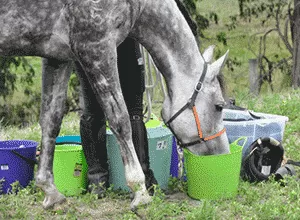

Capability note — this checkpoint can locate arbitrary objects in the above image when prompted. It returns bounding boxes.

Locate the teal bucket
[107,118,173,190]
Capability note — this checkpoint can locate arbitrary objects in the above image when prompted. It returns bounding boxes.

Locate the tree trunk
[292,0,300,87]
[238,0,244,17]
[249,59,260,95]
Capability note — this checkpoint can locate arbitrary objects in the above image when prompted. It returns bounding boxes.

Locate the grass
[1,89,300,219]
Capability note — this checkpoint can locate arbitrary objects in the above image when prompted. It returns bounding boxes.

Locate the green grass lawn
[1,89,300,219]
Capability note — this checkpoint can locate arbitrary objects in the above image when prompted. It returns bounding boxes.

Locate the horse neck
[132,0,205,106]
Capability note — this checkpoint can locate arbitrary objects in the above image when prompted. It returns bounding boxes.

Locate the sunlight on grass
[0,112,80,142]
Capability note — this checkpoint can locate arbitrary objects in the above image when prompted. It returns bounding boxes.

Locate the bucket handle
[11,150,38,167]
[55,142,81,145]
[11,142,82,167]
[232,137,248,148]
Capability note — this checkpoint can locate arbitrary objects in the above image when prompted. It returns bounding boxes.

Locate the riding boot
[130,114,158,193]
[80,115,109,197]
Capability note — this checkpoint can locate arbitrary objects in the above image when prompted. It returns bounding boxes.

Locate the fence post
[249,59,260,95]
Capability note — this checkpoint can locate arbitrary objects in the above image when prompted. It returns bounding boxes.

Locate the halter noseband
[165,62,226,148]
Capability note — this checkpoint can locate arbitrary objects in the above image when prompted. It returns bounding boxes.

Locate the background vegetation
[0,0,296,126]
[1,0,300,219]
[1,91,300,219]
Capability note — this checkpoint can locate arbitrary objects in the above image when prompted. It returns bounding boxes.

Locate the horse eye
[215,104,224,112]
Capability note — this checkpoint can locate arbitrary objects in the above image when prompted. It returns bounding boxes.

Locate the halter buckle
[131,115,141,120]
[195,82,203,92]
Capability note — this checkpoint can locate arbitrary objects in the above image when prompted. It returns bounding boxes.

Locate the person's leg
[117,38,157,190]
[127,96,158,191]
[75,62,109,197]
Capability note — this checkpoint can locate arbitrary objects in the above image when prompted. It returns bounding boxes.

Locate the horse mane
[174,0,198,37]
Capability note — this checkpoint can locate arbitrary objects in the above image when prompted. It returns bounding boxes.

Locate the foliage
[236,0,293,91]
[0,57,41,127]
[238,0,291,24]
[183,0,219,37]
[0,57,35,100]
[65,72,81,113]
[0,57,81,127]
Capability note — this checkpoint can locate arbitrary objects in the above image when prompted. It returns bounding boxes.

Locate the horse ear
[209,50,229,77]
[203,45,215,63]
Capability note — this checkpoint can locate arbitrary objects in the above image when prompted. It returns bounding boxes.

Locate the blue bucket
[170,137,179,177]
[170,137,186,181]
[0,140,38,194]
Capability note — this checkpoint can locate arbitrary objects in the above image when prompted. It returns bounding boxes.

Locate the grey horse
[0,0,230,209]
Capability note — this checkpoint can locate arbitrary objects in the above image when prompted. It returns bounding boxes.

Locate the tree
[292,0,300,87]
[237,0,300,89]
[0,57,40,126]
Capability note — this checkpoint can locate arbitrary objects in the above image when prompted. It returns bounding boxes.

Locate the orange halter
[165,62,226,147]
[192,105,226,142]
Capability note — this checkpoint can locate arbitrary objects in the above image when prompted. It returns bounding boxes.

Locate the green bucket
[183,137,246,200]
[53,145,88,196]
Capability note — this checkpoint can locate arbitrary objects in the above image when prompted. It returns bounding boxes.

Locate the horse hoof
[130,191,152,211]
[43,192,66,209]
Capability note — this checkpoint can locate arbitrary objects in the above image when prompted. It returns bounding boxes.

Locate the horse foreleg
[35,58,73,209]
[102,84,152,210]
[76,47,151,210]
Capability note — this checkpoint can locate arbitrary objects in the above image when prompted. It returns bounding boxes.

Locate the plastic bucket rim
[55,144,83,152]
[183,144,243,159]
[183,137,246,158]
[145,119,162,128]
[0,140,38,150]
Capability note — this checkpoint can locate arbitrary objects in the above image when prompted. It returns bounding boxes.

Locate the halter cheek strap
[165,62,226,148]
[192,106,226,142]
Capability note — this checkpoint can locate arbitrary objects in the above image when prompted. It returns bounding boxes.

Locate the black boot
[80,115,109,197]
[130,115,158,194]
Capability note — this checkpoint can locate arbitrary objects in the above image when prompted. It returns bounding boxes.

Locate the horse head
[162,46,230,156]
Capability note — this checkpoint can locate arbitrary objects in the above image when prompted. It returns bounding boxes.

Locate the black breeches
[78,37,145,119]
